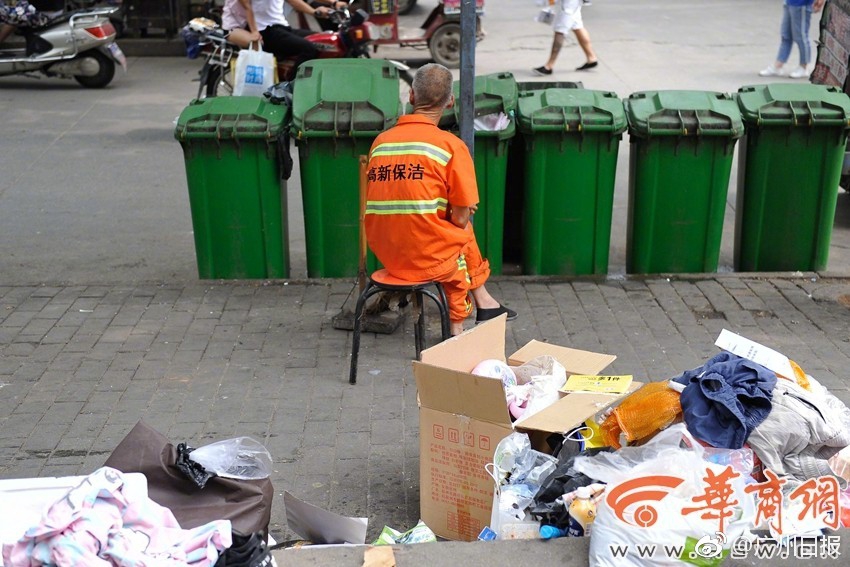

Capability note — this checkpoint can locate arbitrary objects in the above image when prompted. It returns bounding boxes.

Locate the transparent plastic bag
[188,436,273,480]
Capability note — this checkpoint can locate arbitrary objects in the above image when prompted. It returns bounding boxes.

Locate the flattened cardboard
[414,365,513,425]
[514,382,643,435]
[416,315,512,426]
[420,314,506,370]
[508,340,617,376]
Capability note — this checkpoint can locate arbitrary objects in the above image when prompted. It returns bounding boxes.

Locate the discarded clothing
[747,373,850,481]
[673,352,777,449]
[0,2,49,28]
[2,466,232,567]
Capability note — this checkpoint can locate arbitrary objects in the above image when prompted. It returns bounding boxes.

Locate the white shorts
[554,0,583,33]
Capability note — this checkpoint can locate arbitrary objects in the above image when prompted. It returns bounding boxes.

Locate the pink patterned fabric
[2,467,232,567]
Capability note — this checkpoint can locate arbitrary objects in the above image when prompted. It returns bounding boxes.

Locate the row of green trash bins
[175,59,850,280]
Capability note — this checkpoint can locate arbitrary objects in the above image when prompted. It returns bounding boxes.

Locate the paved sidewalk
[2,274,850,544]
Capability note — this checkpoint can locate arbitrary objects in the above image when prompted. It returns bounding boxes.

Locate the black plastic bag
[175,442,215,489]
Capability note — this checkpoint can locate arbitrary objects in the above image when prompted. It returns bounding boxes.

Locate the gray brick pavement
[1,276,849,544]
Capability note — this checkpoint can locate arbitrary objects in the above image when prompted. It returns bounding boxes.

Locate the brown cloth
[104,420,273,537]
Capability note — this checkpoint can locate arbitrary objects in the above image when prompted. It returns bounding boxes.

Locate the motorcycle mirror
[350,8,368,26]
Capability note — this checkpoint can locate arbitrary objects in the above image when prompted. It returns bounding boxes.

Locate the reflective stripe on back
[370,142,452,166]
[365,198,448,215]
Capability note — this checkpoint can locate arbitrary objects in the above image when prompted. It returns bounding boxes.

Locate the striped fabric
[370,141,452,166]
[365,197,448,216]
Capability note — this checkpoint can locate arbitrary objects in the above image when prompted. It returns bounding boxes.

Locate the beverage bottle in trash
[567,486,596,537]
[539,525,567,539]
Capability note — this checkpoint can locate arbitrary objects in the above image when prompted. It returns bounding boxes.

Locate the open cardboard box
[414,315,641,541]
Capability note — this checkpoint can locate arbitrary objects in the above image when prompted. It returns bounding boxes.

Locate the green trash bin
[291,59,401,278]
[504,81,584,268]
[734,83,850,272]
[516,87,626,275]
[624,91,744,274]
[437,72,517,275]
[175,96,290,280]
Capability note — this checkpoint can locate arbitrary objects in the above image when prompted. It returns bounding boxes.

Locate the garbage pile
[478,329,850,565]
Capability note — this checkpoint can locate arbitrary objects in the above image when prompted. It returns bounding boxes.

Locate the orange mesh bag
[600,382,682,449]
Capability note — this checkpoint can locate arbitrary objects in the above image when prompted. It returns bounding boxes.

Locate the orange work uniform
[364,114,491,322]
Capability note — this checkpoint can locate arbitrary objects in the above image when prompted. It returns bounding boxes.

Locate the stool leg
[414,290,426,359]
[349,283,374,384]
[435,283,451,340]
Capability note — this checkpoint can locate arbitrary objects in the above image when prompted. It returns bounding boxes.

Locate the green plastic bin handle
[297,100,389,138]
[643,109,740,137]
[755,100,850,128]
[527,104,620,133]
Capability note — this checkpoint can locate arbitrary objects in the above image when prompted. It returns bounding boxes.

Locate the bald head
[411,63,454,111]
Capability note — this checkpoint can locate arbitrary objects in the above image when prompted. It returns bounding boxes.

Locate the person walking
[364,64,517,336]
[759,0,826,79]
[534,0,597,75]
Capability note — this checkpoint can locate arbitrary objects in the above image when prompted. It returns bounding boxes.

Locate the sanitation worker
[364,63,517,336]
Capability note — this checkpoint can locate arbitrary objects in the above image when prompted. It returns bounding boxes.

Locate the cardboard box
[414,315,637,541]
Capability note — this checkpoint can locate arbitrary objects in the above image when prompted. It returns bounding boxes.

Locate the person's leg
[259,24,319,67]
[0,23,15,44]
[573,27,597,68]
[791,4,812,67]
[775,3,793,68]
[226,28,254,49]
[542,32,566,70]
[436,256,475,336]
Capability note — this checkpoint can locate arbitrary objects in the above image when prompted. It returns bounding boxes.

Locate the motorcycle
[0,7,126,88]
[185,8,411,99]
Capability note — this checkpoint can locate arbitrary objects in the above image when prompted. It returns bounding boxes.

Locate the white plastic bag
[508,355,567,422]
[188,436,273,480]
[232,44,275,96]
[580,425,755,566]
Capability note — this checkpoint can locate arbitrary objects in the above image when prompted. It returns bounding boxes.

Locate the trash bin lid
[517,80,584,95]
[736,83,850,127]
[436,72,519,138]
[291,59,401,138]
[516,88,627,134]
[625,90,744,138]
[174,96,290,141]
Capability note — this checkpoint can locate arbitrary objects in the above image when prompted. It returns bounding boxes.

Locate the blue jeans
[777,3,813,66]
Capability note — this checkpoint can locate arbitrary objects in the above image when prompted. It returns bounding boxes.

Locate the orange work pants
[433,238,491,322]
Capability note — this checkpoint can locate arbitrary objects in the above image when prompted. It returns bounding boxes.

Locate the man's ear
[446,94,455,109]
[408,90,415,106]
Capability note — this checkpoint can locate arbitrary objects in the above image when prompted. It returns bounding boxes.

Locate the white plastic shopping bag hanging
[233,44,275,96]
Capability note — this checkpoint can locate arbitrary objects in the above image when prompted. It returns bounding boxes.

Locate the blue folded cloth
[673,352,777,449]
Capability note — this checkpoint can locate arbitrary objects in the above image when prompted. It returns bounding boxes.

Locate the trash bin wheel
[429,22,461,69]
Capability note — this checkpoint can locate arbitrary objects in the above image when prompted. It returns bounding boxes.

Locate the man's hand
[248,30,262,43]
[314,6,332,17]
[814,0,826,12]
[449,205,471,229]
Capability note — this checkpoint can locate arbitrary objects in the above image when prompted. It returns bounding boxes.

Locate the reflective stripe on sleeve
[365,198,448,215]
[370,142,452,166]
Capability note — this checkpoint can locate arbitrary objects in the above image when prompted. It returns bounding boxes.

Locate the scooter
[185,9,411,99]
[0,7,126,88]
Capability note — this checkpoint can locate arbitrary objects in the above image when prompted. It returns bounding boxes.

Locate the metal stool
[349,269,451,384]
